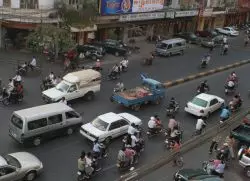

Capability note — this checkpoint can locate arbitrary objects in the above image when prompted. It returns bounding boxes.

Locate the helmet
[97,59,100,62]
[150,117,155,120]
[223,143,229,147]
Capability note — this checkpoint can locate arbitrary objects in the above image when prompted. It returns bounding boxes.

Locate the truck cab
[238,146,250,178]
[42,69,101,103]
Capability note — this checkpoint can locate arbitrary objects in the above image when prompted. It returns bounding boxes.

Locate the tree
[26,24,75,57]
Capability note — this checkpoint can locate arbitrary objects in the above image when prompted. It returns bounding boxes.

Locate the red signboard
[238,0,250,8]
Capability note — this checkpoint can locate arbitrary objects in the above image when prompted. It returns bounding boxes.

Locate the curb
[118,109,250,181]
[164,59,250,87]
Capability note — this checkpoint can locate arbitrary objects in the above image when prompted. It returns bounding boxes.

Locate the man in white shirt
[49,72,55,81]
[59,97,67,105]
[196,117,206,134]
[7,79,14,94]
[223,36,227,44]
[128,123,138,135]
[131,133,139,150]
[13,73,22,84]
[148,117,156,129]
[30,56,37,70]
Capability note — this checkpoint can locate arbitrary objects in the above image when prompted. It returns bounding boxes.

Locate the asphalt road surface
[0,33,250,181]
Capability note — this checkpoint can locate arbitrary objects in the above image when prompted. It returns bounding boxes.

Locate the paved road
[0,33,250,181]
[140,131,246,181]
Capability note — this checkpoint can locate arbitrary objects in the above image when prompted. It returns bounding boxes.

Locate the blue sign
[100,0,133,15]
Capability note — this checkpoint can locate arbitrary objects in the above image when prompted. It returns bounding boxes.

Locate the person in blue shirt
[220,106,231,124]
[92,139,107,159]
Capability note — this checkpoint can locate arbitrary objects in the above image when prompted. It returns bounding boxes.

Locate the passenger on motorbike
[120,58,129,70]
[220,106,231,124]
[229,94,242,110]
[211,160,225,178]
[169,126,181,143]
[124,147,136,165]
[7,79,14,94]
[13,73,22,85]
[148,116,162,134]
[197,80,210,93]
[115,82,125,92]
[195,116,206,135]
[167,115,177,135]
[117,147,127,167]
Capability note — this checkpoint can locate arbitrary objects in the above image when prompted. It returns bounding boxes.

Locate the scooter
[107,71,120,81]
[224,83,236,95]
[147,126,164,137]
[166,104,180,117]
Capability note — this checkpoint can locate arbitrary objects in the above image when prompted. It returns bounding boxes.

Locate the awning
[2,22,37,30]
[70,25,97,32]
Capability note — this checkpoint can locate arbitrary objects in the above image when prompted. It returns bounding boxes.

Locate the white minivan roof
[63,69,101,83]
[14,103,73,121]
[161,38,186,44]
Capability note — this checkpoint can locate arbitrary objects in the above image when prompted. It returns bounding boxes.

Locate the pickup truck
[238,146,250,178]
[231,123,250,147]
[110,77,166,111]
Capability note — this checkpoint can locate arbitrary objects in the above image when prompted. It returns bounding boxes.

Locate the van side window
[66,111,79,119]
[48,114,62,125]
[175,42,183,47]
[28,118,47,130]
[68,85,77,92]
[167,44,172,49]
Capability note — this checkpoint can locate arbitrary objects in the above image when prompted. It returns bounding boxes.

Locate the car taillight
[200,110,204,113]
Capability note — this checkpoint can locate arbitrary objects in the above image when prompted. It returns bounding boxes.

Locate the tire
[67,127,73,135]
[245,167,250,178]
[25,171,37,181]
[84,92,94,101]
[104,136,112,145]
[115,52,119,57]
[33,138,41,146]
[2,98,10,106]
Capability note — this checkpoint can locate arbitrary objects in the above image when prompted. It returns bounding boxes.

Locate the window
[175,42,183,47]
[167,44,173,49]
[0,167,15,176]
[68,85,77,92]
[3,0,11,7]
[210,99,218,106]
[91,118,108,131]
[28,118,47,130]
[109,121,121,130]
[66,111,79,119]
[11,115,23,129]
[20,0,38,9]
[118,119,129,127]
[48,114,62,125]
[191,97,208,108]
[3,155,21,168]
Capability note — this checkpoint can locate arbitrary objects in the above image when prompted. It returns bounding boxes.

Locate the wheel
[25,171,37,181]
[2,98,10,106]
[84,92,94,101]
[115,52,119,56]
[67,127,73,135]
[33,138,41,146]
[132,104,141,111]
[245,167,250,178]
[104,137,112,145]
[176,156,184,167]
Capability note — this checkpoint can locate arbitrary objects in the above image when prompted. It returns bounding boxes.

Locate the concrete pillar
[197,17,205,31]
[123,26,128,43]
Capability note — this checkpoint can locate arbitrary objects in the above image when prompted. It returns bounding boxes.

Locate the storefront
[211,11,225,28]
[174,10,198,33]
[197,8,213,31]
[225,8,238,26]
[70,25,97,45]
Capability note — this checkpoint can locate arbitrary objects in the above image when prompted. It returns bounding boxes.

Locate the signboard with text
[100,0,164,15]
[175,10,198,17]
[119,12,165,21]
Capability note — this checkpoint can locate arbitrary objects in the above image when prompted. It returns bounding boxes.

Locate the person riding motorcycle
[201,53,211,66]
[197,80,210,93]
[229,94,242,110]
[93,139,107,159]
[78,151,88,179]
[120,58,129,71]
[17,62,28,74]
[148,116,162,134]
[216,143,230,161]
[117,147,127,168]
[195,116,206,135]
[220,106,231,124]
[168,97,178,110]
[114,82,125,92]
[29,56,37,70]
[13,73,22,85]
[227,72,238,83]
[94,59,102,71]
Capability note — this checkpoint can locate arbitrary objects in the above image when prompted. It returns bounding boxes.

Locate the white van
[155,38,186,57]
[9,103,83,146]
[42,69,101,103]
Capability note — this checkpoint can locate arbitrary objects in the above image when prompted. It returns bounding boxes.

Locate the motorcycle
[224,82,236,95]
[229,100,242,112]
[107,71,120,81]
[40,78,54,91]
[1,88,23,106]
[77,157,101,180]
[216,148,231,167]
[197,86,209,94]
[147,125,164,137]
[166,103,180,117]
[164,132,182,150]
[17,65,28,76]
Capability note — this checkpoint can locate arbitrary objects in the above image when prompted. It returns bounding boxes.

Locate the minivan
[9,103,83,146]
[155,38,186,57]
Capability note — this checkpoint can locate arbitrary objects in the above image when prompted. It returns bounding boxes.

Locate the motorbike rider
[201,53,211,66]
[128,123,139,136]
[117,147,127,167]
[211,160,225,178]
[245,34,249,47]
[169,126,181,143]
[17,62,28,73]
[223,36,227,44]
[195,116,206,135]
[221,43,229,55]
[29,56,37,70]
[227,72,238,83]
[217,143,230,161]
[115,81,125,92]
[167,115,177,136]
[95,59,102,71]
[124,146,136,167]
[168,97,178,110]
[148,116,162,133]
[197,80,210,93]
[93,139,107,159]
[49,72,55,81]
[229,94,242,110]
[13,72,22,85]
[78,151,88,179]
[220,106,231,124]
[7,79,14,94]
[59,97,67,105]
[120,57,129,71]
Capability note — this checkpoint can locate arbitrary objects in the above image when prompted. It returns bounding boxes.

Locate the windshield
[91,117,109,131]
[3,155,21,168]
[56,81,69,92]
[11,115,23,129]
[156,43,168,49]
[191,97,208,108]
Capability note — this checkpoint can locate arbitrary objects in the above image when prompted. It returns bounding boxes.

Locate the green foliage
[26,24,75,53]
[58,1,98,28]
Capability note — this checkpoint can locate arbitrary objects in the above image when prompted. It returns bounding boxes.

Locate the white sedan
[80,112,142,144]
[0,152,43,181]
[184,93,225,118]
[216,27,239,36]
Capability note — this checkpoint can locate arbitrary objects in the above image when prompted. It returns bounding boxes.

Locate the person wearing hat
[225,134,235,159]
[217,143,230,161]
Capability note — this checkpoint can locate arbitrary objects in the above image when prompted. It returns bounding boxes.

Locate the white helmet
[97,59,100,62]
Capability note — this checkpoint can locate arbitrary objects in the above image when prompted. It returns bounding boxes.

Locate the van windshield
[11,115,23,129]
[156,43,168,49]
[56,81,70,92]
[91,118,108,131]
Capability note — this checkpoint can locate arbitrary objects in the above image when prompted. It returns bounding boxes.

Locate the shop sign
[202,8,213,17]
[175,10,198,17]
[165,11,175,19]
[212,11,226,15]
[226,8,237,14]
[100,0,164,15]
[119,12,165,22]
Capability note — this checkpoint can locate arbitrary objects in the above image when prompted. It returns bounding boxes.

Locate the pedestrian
[209,135,222,154]
[224,134,236,159]
[244,35,249,47]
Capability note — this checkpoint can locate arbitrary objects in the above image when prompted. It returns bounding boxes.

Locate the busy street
[0,30,250,181]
